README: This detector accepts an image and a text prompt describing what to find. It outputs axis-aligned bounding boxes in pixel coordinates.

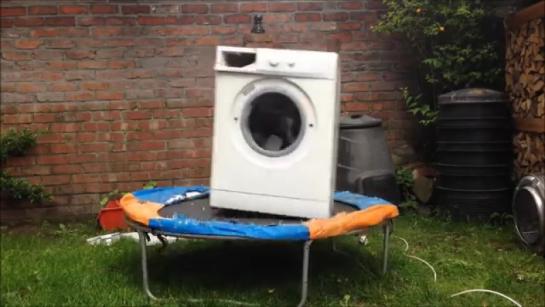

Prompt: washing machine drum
[513,175,545,254]
[244,92,303,155]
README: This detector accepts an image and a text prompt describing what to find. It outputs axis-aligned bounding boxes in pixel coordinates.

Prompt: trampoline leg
[138,230,158,300]
[382,221,391,275]
[297,240,312,307]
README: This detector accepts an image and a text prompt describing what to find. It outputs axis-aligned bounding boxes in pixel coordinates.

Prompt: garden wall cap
[340,114,382,129]
[438,88,506,104]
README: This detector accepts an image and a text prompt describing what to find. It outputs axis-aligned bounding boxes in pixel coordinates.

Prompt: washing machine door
[232,78,316,163]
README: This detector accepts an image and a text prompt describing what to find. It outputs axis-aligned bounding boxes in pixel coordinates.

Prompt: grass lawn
[1,213,544,306]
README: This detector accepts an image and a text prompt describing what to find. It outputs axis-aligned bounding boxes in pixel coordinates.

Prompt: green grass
[1,214,544,306]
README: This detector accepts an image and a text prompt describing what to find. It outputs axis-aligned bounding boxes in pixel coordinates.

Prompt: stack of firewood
[505,2,545,177]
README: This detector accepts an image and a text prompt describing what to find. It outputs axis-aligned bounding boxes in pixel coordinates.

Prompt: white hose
[406,255,437,282]
[450,289,522,307]
[393,235,409,252]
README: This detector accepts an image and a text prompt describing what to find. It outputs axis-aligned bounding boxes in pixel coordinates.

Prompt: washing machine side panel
[212,76,339,202]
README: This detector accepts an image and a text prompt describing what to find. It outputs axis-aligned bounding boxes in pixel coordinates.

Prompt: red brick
[65,50,95,60]
[365,0,386,9]
[52,165,81,174]
[50,144,77,154]
[138,16,177,25]
[212,25,237,34]
[31,27,88,37]
[263,14,290,23]
[44,17,75,26]
[46,39,74,49]
[109,60,134,69]
[240,2,267,12]
[338,1,363,10]
[14,39,42,49]
[181,4,208,14]
[78,60,107,69]
[96,91,125,100]
[29,6,57,15]
[91,5,118,14]
[81,81,110,90]
[121,5,150,15]
[1,18,13,28]
[295,13,321,22]
[343,102,370,112]
[182,107,213,118]
[125,111,151,120]
[17,82,46,93]
[2,51,32,61]
[339,21,361,30]
[104,17,136,26]
[60,6,88,15]
[211,3,238,13]
[1,7,26,17]
[47,60,77,70]
[343,82,370,92]
[13,17,45,27]
[224,14,251,24]
[2,114,33,124]
[323,12,349,21]
[269,2,296,12]
[50,123,79,133]
[298,2,323,11]
[177,15,195,24]
[195,36,220,46]
[194,15,221,25]
[82,122,110,132]
[78,16,105,26]
[65,91,95,101]
[49,82,78,92]
[329,32,352,43]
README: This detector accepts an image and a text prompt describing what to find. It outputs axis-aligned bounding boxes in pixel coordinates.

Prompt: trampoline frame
[128,219,393,307]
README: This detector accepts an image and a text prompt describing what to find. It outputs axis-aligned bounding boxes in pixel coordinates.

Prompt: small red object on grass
[98,199,128,231]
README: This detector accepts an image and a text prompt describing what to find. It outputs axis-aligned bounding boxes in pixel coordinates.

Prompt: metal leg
[156,234,169,252]
[297,240,312,307]
[137,230,158,300]
[382,221,391,275]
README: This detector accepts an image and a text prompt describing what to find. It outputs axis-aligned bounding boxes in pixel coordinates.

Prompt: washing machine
[210,46,340,218]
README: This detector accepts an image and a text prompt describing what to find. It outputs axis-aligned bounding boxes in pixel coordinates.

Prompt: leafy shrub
[374,0,503,124]
[0,129,38,162]
[0,172,50,204]
[0,129,50,204]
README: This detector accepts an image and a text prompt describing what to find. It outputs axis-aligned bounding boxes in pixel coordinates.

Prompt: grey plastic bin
[336,114,400,204]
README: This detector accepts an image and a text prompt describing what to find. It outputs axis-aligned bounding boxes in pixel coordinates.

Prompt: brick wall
[0,0,413,219]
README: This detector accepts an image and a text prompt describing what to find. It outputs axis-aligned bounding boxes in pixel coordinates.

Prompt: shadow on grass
[110,237,385,303]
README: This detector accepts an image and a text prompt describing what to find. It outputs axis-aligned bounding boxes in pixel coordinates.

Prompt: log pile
[505,1,545,177]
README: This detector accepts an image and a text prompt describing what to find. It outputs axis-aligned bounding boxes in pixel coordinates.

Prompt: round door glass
[243,92,304,156]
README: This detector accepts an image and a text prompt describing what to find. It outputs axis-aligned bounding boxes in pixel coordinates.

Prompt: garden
[1,0,544,306]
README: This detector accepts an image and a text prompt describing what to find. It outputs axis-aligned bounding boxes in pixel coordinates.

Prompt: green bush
[0,129,50,204]
[374,0,503,124]
[0,129,38,162]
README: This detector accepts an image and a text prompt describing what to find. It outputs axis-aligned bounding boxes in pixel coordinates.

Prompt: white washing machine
[210,46,340,218]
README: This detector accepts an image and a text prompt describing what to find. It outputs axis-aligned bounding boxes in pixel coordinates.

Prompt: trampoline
[121,186,399,306]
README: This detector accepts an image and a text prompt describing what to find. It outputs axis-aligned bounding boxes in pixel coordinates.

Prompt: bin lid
[340,114,382,129]
[438,88,506,104]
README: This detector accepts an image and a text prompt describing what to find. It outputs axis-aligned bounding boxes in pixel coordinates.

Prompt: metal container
[513,175,545,255]
[336,114,400,204]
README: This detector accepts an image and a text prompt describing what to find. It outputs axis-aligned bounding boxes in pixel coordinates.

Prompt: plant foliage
[0,129,38,162]
[0,129,50,204]
[374,0,503,124]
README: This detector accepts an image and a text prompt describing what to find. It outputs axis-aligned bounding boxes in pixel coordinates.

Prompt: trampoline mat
[158,198,357,225]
